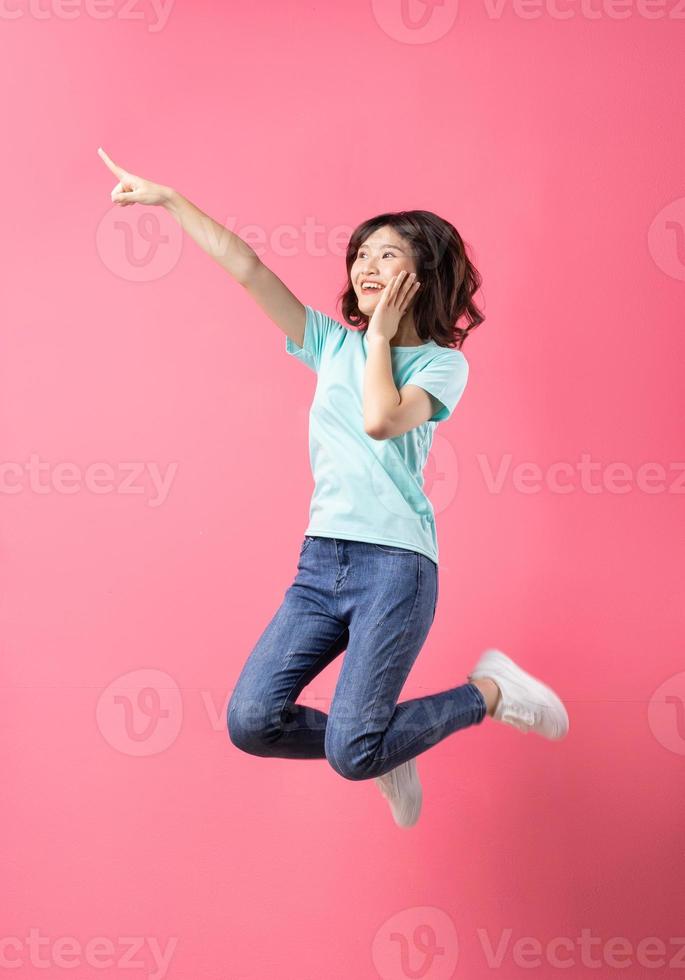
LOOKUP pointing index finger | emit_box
[97,146,124,178]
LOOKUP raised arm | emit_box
[97,147,305,346]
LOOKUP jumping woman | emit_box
[98,147,570,828]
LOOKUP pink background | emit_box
[2,1,684,978]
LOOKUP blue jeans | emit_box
[227,536,487,780]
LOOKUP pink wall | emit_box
[1,1,684,977]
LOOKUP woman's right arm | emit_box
[97,148,305,347]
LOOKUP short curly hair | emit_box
[337,209,484,350]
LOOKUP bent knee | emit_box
[325,732,375,781]
[227,696,278,756]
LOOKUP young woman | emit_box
[98,148,570,828]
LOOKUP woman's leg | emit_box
[227,536,348,759]
[323,541,488,781]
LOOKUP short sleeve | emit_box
[404,349,469,422]
[285,305,343,373]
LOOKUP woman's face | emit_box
[350,226,418,318]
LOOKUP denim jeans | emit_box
[227,535,488,780]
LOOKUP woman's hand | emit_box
[97,146,173,207]
[366,270,421,344]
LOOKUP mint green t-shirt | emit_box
[285,305,469,566]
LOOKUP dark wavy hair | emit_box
[336,210,484,350]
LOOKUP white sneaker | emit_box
[468,648,569,739]
[374,758,423,828]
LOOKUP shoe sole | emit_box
[375,761,423,828]
[469,648,569,739]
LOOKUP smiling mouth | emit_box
[360,282,385,294]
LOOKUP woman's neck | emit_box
[389,312,424,347]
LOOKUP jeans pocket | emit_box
[299,535,315,556]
